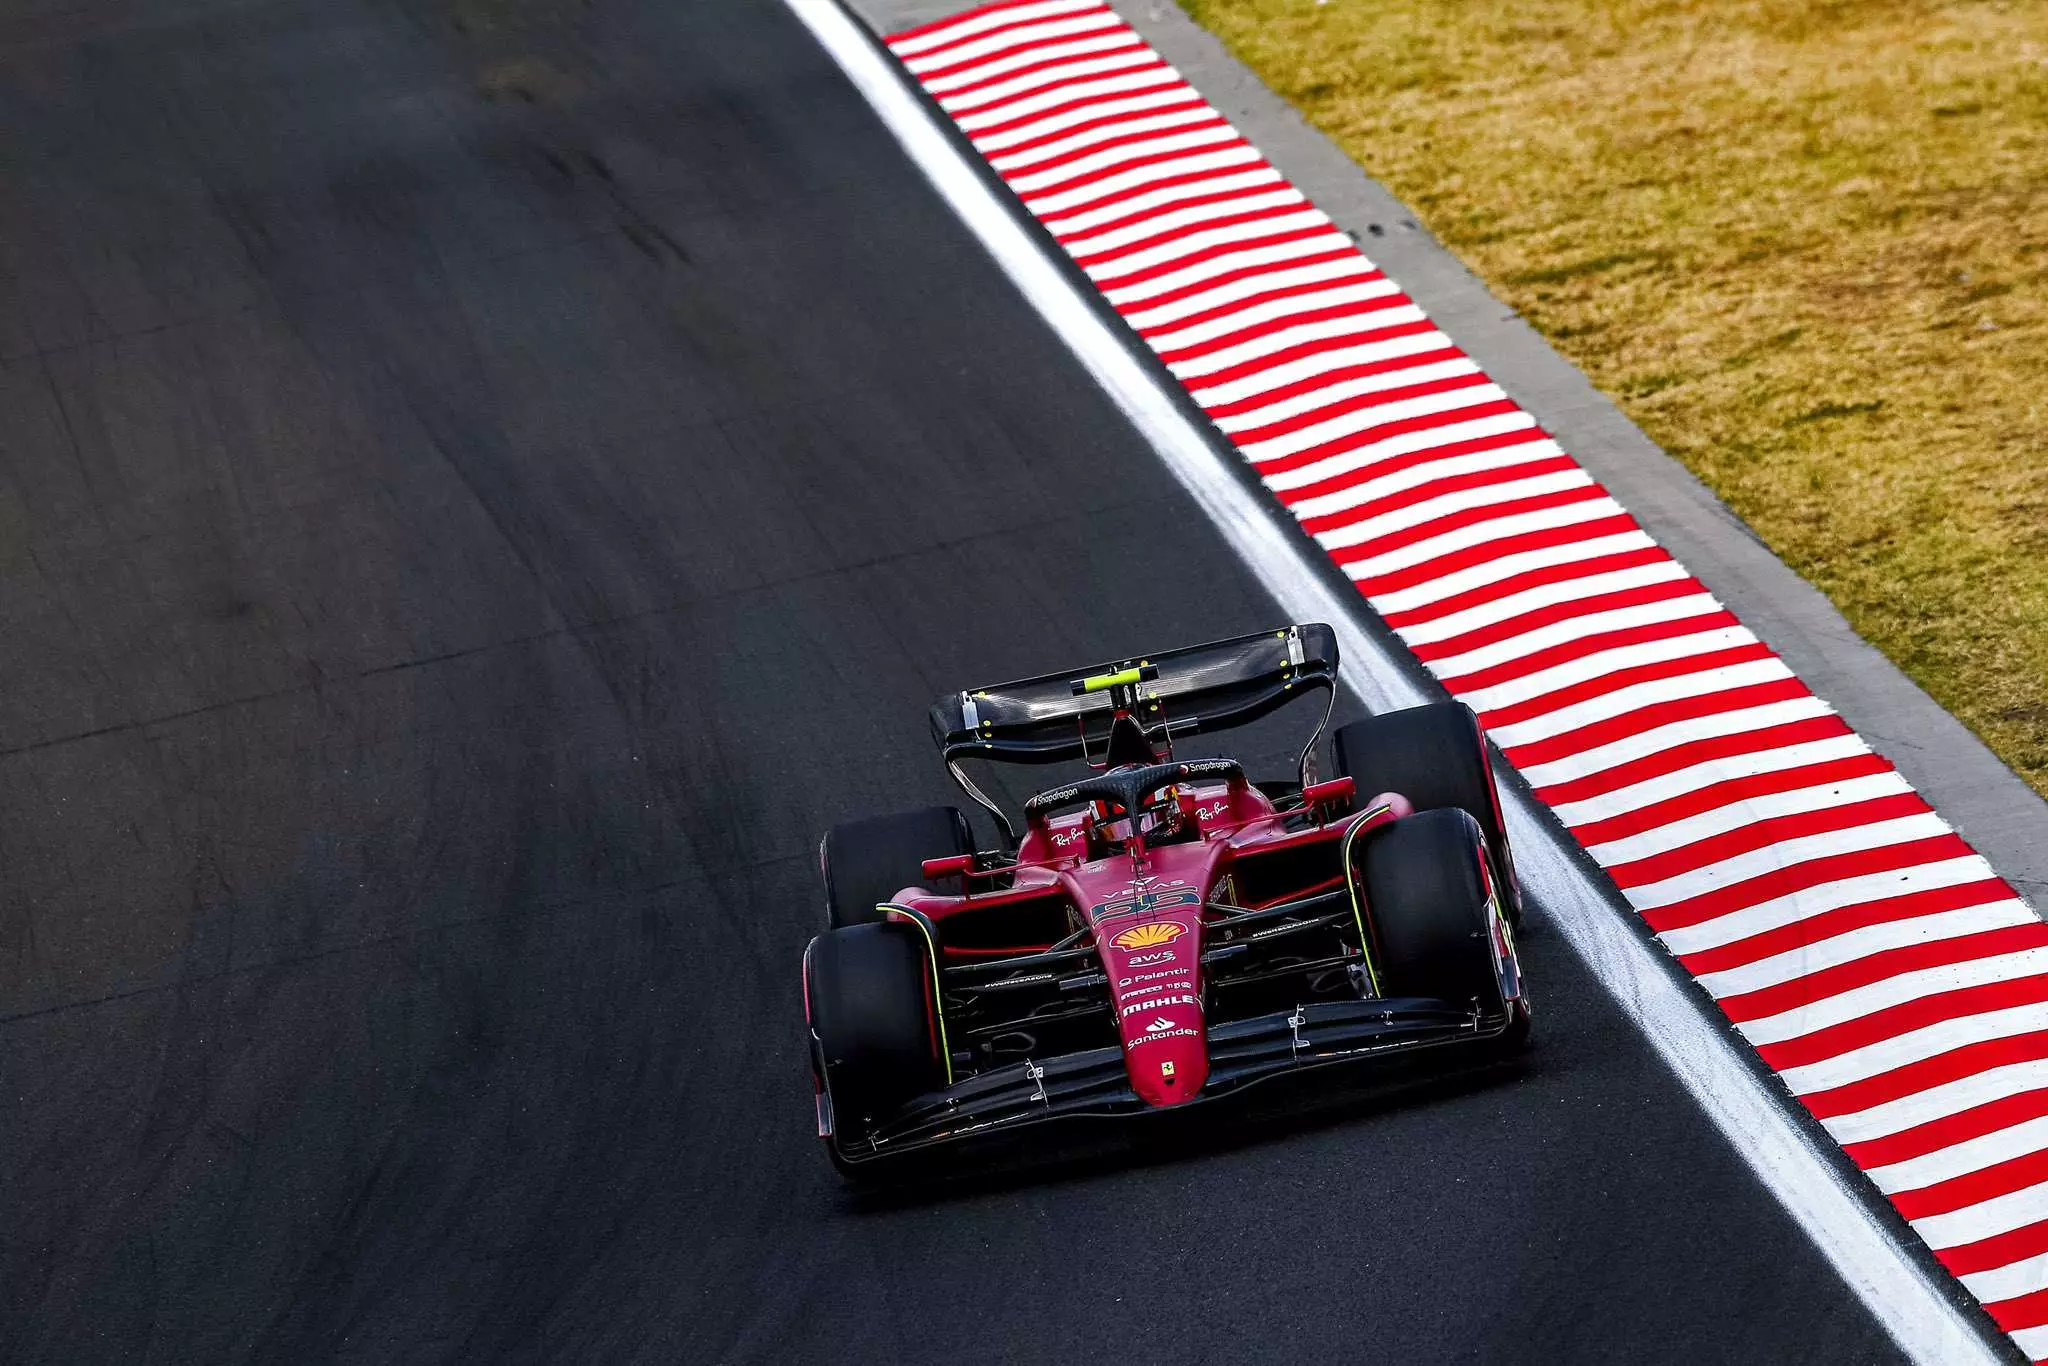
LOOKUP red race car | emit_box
[802,623,1529,1174]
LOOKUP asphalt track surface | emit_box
[0,1,1909,1361]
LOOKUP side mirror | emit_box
[921,854,975,882]
[1302,776,1356,811]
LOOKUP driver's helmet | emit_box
[1089,767,1179,848]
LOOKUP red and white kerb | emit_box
[886,1,2048,1355]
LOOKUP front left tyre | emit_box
[804,921,946,1171]
[1359,807,1528,1048]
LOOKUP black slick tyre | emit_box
[805,922,946,1172]
[1334,701,1522,924]
[821,806,973,929]
[1360,808,1507,1014]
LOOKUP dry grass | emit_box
[1181,0,2048,787]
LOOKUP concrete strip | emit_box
[853,0,2048,910]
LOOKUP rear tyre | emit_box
[1360,809,1512,1022]
[1334,701,1522,924]
[821,806,973,929]
[805,922,946,1168]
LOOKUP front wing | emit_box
[823,994,1520,1167]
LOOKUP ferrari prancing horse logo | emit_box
[1110,921,1187,951]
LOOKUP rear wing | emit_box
[930,625,1338,842]
[929,623,1337,764]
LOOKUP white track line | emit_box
[785,2,2003,1360]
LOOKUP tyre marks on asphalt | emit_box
[883,0,2048,1354]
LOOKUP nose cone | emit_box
[1100,916,1210,1107]
[1124,1015,1209,1107]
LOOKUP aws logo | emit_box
[1110,921,1186,951]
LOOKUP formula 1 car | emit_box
[802,624,1528,1174]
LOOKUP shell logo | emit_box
[1111,921,1186,951]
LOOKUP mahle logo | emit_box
[1110,921,1185,951]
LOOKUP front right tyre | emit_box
[804,920,946,1172]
